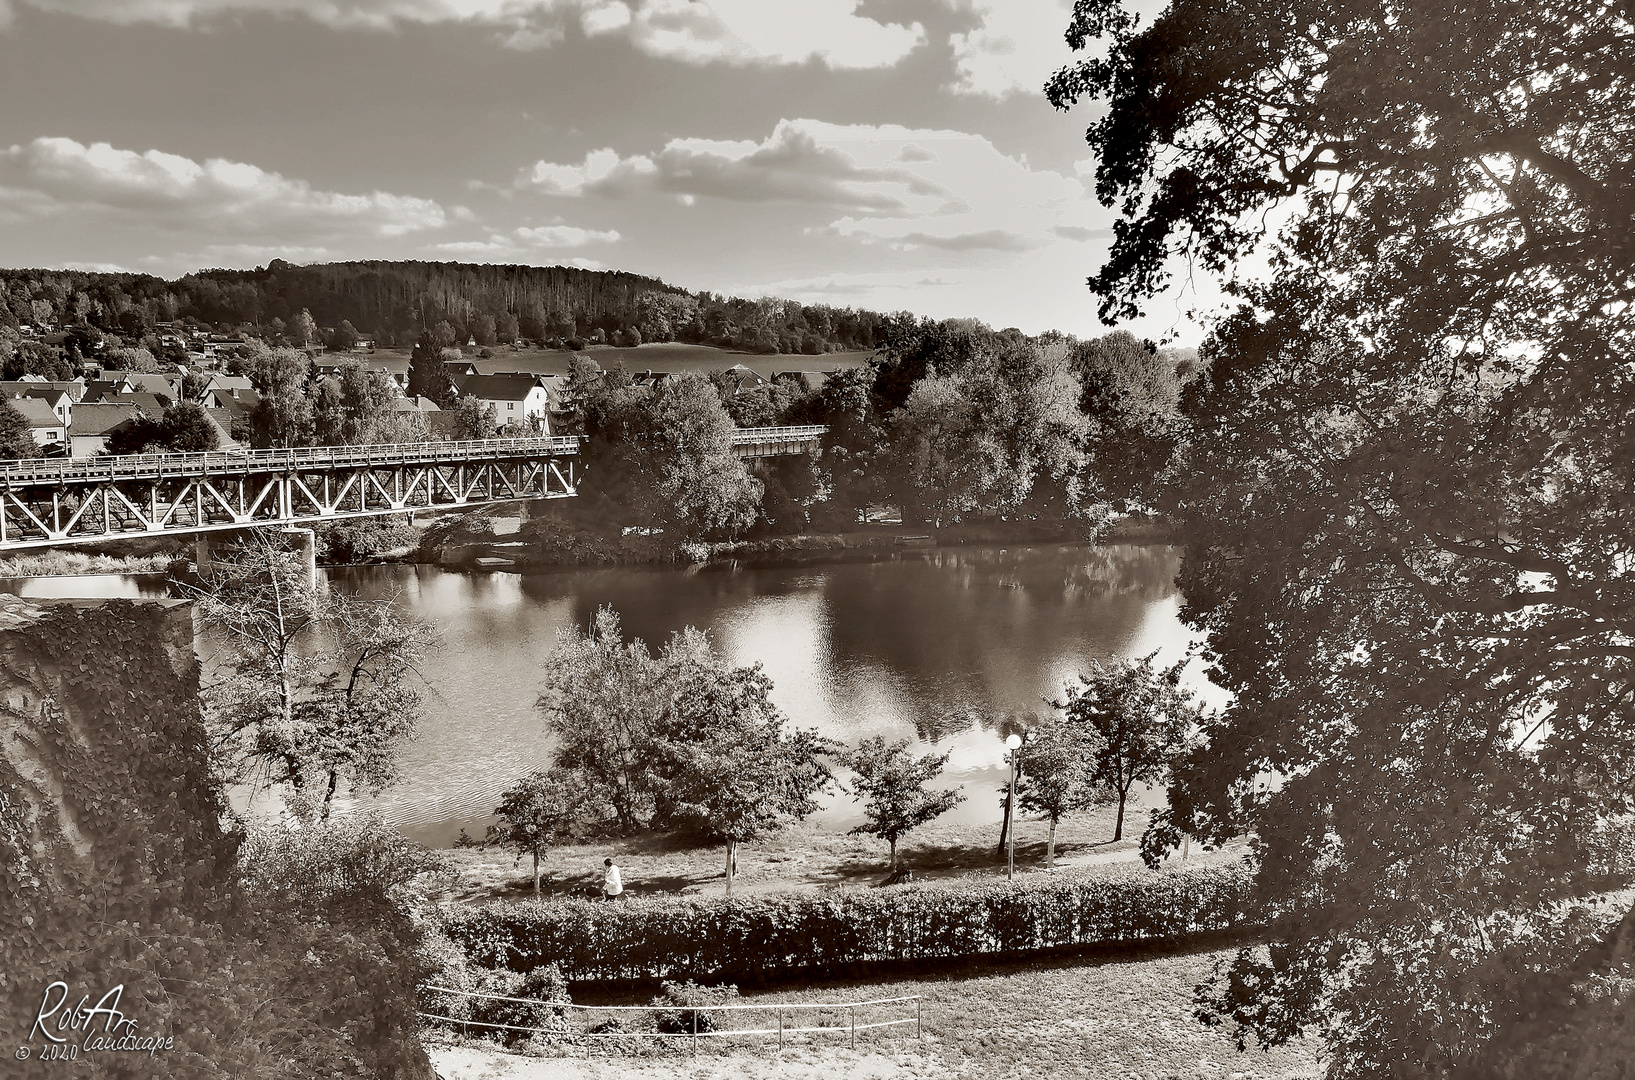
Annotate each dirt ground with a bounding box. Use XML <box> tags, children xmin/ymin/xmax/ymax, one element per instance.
<box><xmin>435</xmin><ymin>805</ymin><xmax>1239</xmax><ymax>906</ymax></box>
<box><xmin>425</xmin><ymin>939</ymin><xmax>1320</xmax><ymax>1080</ymax></box>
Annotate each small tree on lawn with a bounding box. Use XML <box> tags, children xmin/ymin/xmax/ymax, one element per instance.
<box><xmin>1056</xmin><ymin>653</ymin><xmax>1197</xmax><ymax>842</ymax></box>
<box><xmin>841</xmin><ymin>736</ymin><xmax>964</xmax><ymax>871</ymax></box>
<box><xmin>1015</xmin><ymin>714</ymin><xmax>1108</xmax><ymax>866</ymax></box>
<box><xmin>658</xmin><ymin>639</ymin><xmax>832</xmax><ymax>895</ymax></box>
<box><xmin>478</xmin><ymin>770</ymin><xmax>586</xmax><ymax>896</ymax></box>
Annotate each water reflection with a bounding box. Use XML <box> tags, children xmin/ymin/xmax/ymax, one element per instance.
<box><xmin>331</xmin><ymin>544</ymin><xmax>1210</xmax><ymax>845</ymax></box>
<box><xmin>0</xmin><ymin>546</ymin><xmax>1215</xmax><ymax>847</ymax></box>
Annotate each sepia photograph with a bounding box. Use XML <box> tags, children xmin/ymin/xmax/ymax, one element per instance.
<box><xmin>0</xmin><ymin>0</ymin><xmax>1630</xmax><ymax>1077</ymax></box>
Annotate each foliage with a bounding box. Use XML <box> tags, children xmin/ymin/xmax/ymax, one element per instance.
<box><xmin>1016</xmin><ymin>713</ymin><xmax>1110</xmax><ymax>866</ymax></box>
<box><xmin>473</xmin><ymin>770</ymin><xmax>587</xmax><ymax>896</ymax></box>
<box><xmin>840</xmin><ymin>736</ymin><xmax>964</xmax><ymax>869</ymax></box>
<box><xmin>652</xmin><ymin>980</ymin><xmax>740</xmax><ymax>1034</ymax></box>
<box><xmin>1051</xmin><ymin>0</ymin><xmax>1635</xmax><ymax>1073</ymax></box>
<box><xmin>442</xmin><ymin>863</ymin><xmax>1255</xmax><ymax>981</ymax></box>
<box><xmin>582</xmin><ymin>370</ymin><xmax>763</xmax><ymax>541</ymax></box>
<box><xmin>408</xmin><ymin>330</ymin><xmax>456</xmax><ymax>407</ymax></box>
<box><xmin>1055</xmin><ymin>653</ymin><xmax>1195</xmax><ymax>842</ymax></box>
<box><xmin>659</xmin><ymin>648</ymin><xmax>833</xmax><ymax>892</ymax></box>
<box><xmin>0</xmin><ymin>397</ymin><xmax>41</xmax><ymax>459</ymax></box>
<box><xmin>313</xmin><ymin>359</ymin><xmax>424</xmax><ymax>445</ymax></box>
<box><xmin>538</xmin><ymin>606</ymin><xmax>828</xmax><ymax>863</ymax></box>
<box><xmin>0</xmin><ymin>598</ymin><xmax>437</xmax><ymax>1077</ymax></box>
<box><xmin>186</xmin><ymin>530</ymin><xmax>435</xmax><ymax>818</ymax></box>
<box><xmin>244</xmin><ymin>340</ymin><xmax>315</xmax><ymax>448</ymax></box>
<box><xmin>316</xmin><ymin>514</ymin><xmax>418</xmax><ymax>563</ymax></box>
<box><xmin>107</xmin><ymin>400</ymin><xmax>222</xmax><ymax>454</ymax></box>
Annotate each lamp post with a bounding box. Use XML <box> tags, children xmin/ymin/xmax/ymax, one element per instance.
<box><xmin>1004</xmin><ymin>732</ymin><xmax>1022</xmax><ymax>881</ymax></box>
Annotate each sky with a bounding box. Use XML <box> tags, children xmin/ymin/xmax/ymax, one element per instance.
<box><xmin>0</xmin><ymin>0</ymin><xmax>1216</xmax><ymax>341</ymax></box>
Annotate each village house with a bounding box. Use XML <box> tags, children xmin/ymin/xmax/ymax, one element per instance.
<box><xmin>9</xmin><ymin>395</ymin><xmax>65</xmax><ymax>451</ymax></box>
<box><xmin>448</xmin><ymin>373</ymin><xmax>552</xmax><ymax>433</ymax></box>
<box><xmin>65</xmin><ymin>402</ymin><xmax>144</xmax><ymax>458</ymax></box>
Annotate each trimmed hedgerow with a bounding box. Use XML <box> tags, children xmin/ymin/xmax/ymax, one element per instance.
<box><xmin>442</xmin><ymin>864</ymin><xmax>1254</xmax><ymax>982</ymax></box>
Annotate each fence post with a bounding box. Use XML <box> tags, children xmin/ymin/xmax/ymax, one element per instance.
<box><xmin>850</xmin><ymin>1005</ymin><xmax>855</xmax><ymax>1050</ymax></box>
<box><xmin>692</xmin><ymin>1004</ymin><xmax>698</xmax><ymax>1057</ymax></box>
<box><xmin>778</xmin><ymin>1010</ymin><xmax>783</xmax><ymax>1051</ymax></box>
<box><xmin>916</xmin><ymin>997</ymin><xmax>922</xmax><ymax>1040</ymax></box>
<box><xmin>584</xmin><ymin>1007</ymin><xmax>591</xmax><ymax>1060</ymax></box>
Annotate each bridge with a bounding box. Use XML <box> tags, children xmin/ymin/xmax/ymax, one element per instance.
<box><xmin>0</xmin><ymin>425</ymin><xmax>825</xmax><ymax>550</ymax></box>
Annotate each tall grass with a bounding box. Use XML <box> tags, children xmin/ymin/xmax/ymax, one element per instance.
<box><xmin>0</xmin><ymin>551</ymin><xmax>175</xmax><ymax>578</ymax></box>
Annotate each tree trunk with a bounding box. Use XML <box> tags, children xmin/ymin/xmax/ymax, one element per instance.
<box><xmin>532</xmin><ymin>849</ymin><xmax>541</xmax><ymax>897</ymax></box>
<box><xmin>996</xmin><ymin>791</ymin><xmax>1011</xmax><ymax>855</ymax></box>
<box><xmin>889</xmin><ymin>836</ymin><xmax>897</xmax><ymax>870</ymax></box>
<box><xmin>321</xmin><ymin>769</ymin><xmax>339</xmax><ymax>820</ymax></box>
<box><xmin>725</xmin><ymin>839</ymin><xmax>736</xmax><ymax>896</ymax></box>
<box><xmin>1046</xmin><ymin>816</ymin><xmax>1056</xmax><ymax>868</ymax></box>
<box><xmin>1113</xmin><ymin>789</ymin><xmax>1127</xmax><ymax>842</ymax></box>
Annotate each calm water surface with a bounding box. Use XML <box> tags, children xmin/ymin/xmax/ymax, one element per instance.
<box><xmin>1</xmin><ymin>545</ymin><xmax>1215</xmax><ymax>845</ymax></box>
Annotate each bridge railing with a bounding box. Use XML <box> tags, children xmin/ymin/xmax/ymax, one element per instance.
<box><xmin>733</xmin><ymin>425</ymin><xmax>827</xmax><ymax>443</ymax></box>
<box><xmin>0</xmin><ymin>425</ymin><xmax>828</xmax><ymax>486</ymax></box>
<box><xmin>0</xmin><ymin>436</ymin><xmax>583</xmax><ymax>485</ymax></box>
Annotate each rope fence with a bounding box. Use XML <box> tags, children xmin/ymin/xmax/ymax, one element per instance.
<box><xmin>420</xmin><ymin>984</ymin><xmax>922</xmax><ymax>1057</ymax></box>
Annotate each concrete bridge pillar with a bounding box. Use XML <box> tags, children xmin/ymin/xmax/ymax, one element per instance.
<box><xmin>194</xmin><ymin>535</ymin><xmax>212</xmax><ymax>577</ymax></box>
<box><xmin>280</xmin><ymin>527</ymin><xmax>317</xmax><ymax>587</ymax></box>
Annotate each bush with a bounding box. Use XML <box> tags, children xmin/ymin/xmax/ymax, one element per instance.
<box><xmin>317</xmin><ymin>514</ymin><xmax>417</xmax><ymax>563</ymax></box>
<box><xmin>444</xmin><ymin>864</ymin><xmax>1254</xmax><ymax>982</ymax></box>
<box><xmin>652</xmin><ymin>980</ymin><xmax>739</xmax><ymax>1034</ymax></box>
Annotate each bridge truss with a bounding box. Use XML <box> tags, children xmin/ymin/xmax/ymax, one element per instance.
<box><xmin>0</xmin><ymin>437</ymin><xmax>581</xmax><ymax>550</ymax></box>
<box><xmin>0</xmin><ymin>426</ymin><xmax>827</xmax><ymax>551</ymax></box>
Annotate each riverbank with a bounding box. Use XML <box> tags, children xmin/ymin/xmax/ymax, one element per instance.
<box><xmin>435</xmin><ymin>807</ymin><xmax>1237</xmax><ymax>906</ymax></box>
<box><xmin>416</xmin><ymin>509</ymin><xmax>1181</xmax><ymax>574</ymax></box>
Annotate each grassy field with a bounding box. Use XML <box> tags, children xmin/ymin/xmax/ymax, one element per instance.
<box><xmin>427</xmin><ymin>937</ymin><xmax>1321</xmax><ymax>1079</ymax></box>
<box><xmin>376</xmin><ymin>342</ymin><xmax>871</xmax><ymax>380</ymax></box>
<box><xmin>0</xmin><ymin>549</ymin><xmax>175</xmax><ymax>578</ymax></box>
<box><xmin>436</xmin><ymin>806</ymin><xmax>1243</xmax><ymax>906</ymax></box>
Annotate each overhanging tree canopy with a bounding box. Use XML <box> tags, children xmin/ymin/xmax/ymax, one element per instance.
<box><xmin>1050</xmin><ymin>0</ymin><xmax>1635</xmax><ymax>1073</ymax></box>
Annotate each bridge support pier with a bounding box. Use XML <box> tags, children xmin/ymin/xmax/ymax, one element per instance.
<box><xmin>194</xmin><ymin>535</ymin><xmax>212</xmax><ymax>577</ymax></box>
<box><xmin>280</xmin><ymin>527</ymin><xmax>316</xmax><ymax>587</ymax></box>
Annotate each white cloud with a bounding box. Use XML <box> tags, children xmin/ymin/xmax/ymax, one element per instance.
<box><xmin>0</xmin><ymin>136</ymin><xmax>447</xmax><ymax>240</ymax></box>
<box><xmin>9</xmin><ymin>0</ymin><xmax>923</xmax><ymax>68</ymax></box>
<box><xmin>431</xmin><ymin>223</ymin><xmax>621</xmax><ymax>255</ymax></box>
<box><xmin>946</xmin><ymin>0</ymin><xmax>1073</xmax><ymax>99</ymax></box>
<box><xmin>518</xmin><ymin>119</ymin><xmax>950</xmax><ymax>211</ymax></box>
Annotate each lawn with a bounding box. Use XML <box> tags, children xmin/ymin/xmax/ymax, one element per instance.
<box><xmin>435</xmin><ymin>805</ymin><xmax>1246</xmax><ymax>906</ymax></box>
<box><xmin>426</xmin><ymin>937</ymin><xmax>1322</xmax><ymax>1079</ymax></box>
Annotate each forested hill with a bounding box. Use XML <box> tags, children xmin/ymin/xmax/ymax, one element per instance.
<box><xmin>0</xmin><ymin>260</ymin><xmax>892</xmax><ymax>354</ymax></box>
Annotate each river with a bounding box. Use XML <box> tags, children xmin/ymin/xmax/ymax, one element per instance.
<box><xmin>0</xmin><ymin>544</ymin><xmax>1213</xmax><ymax>846</ymax></box>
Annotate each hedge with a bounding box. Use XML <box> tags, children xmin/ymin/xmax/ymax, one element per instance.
<box><xmin>441</xmin><ymin>864</ymin><xmax>1256</xmax><ymax>982</ymax></box>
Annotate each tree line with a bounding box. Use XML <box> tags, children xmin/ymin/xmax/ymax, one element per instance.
<box><xmin>0</xmin><ymin>260</ymin><xmax>894</xmax><ymax>356</ymax></box>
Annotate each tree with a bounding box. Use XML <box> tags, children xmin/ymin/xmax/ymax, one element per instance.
<box><xmin>0</xmin><ymin>398</ymin><xmax>40</xmax><ymax>459</ymax></box>
<box><xmin>840</xmin><ymin>737</ymin><xmax>964</xmax><ymax>870</ymax></box>
<box><xmin>327</xmin><ymin>318</ymin><xmax>361</xmax><ymax>352</ymax></box>
<box><xmin>244</xmin><ymin>342</ymin><xmax>314</xmax><ymax>448</ymax></box>
<box><xmin>1055</xmin><ymin>654</ymin><xmax>1194</xmax><ymax>842</ymax></box>
<box><xmin>475</xmin><ymin>771</ymin><xmax>586</xmax><ymax>896</ymax></box>
<box><xmin>104</xmin><ymin>345</ymin><xmax>161</xmax><ymax>374</ymax></box>
<box><xmin>447</xmin><ymin>395</ymin><xmax>497</xmax><ymax>440</ymax></box>
<box><xmin>289</xmin><ymin>308</ymin><xmax>319</xmax><ymax>347</ymax></box>
<box><xmin>656</xmin><ymin>639</ymin><xmax>832</xmax><ymax>894</ymax></box>
<box><xmin>186</xmin><ymin>531</ymin><xmax>433</xmax><ymax>818</ymax></box>
<box><xmin>312</xmin><ymin>361</ymin><xmax>407</xmax><ymax>446</ymax></box>
<box><xmin>408</xmin><ymin>331</ymin><xmax>456</xmax><ymax>408</ymax></box>
<box><xmin>1015</xmin><ymin>714</ymin><xmax>1108</xmax><ymax>866</ymax></box>
<box><xmin>1049</xmin><ymin>2</ymin><xmax>1635</xmax><ymax>1069</ymax></box>
<box><xmin>584</xmin><ymin>372</ymin><xmax>762</xmax><ymax>541</ymax></box>
<box><xmin>108</xmin><ymin>402</ymin><xmax>221</xmax><ymax>454</ymax></box>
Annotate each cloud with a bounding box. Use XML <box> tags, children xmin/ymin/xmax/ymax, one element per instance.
<box><xmin>9</xmin><ymin>0</ymin><xmax>924</xmax><ymax>68</ymax></box>
<box><xmin>0</xmin><ymin>136</ymin><xmax>447</xmax><ymax>240</ymax></box>
<box><xmin>1051</xmin><ymin>224</ymin><xmax>1108</xmax><ymax>242</ymax></box>
<box><xmin>890</xmin><ymin>229</ymin><xmax>1036</xmax><ymax>252</ymax></box>
<box><xmin>518</xmin><ymin>120</ymin><xmax>948</xmax><ymax>211</ymax></box>
<box><xmin>946</xmin><ymin>0</ymin><xmax>1073</xmax><ymax>98</ymax></box>
<box><xmin>431</xmin><ymin>223</ymin><xmax>621</xmax><ymax>255</ymax></box>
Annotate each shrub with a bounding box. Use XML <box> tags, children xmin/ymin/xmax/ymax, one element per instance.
<box><xmin>443</xmin><ymin>864</ymin><xmax>1254</xmax><ymax>982</ymax></box>
<box><xmin>652</xmin><ymin>980</ymin><xmax>740</xmax><ymax>1034</ymax></box>
<box><xmin>317</xmin><ymin>514</ymin><xmax>418</xmax><ymax>563</ymax></box>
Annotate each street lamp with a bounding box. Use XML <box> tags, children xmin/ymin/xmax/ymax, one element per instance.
<box><xmin>1004</xmin><ymin>732</ymin><xmax>1022</xmax><ymax>881</ymax></box>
